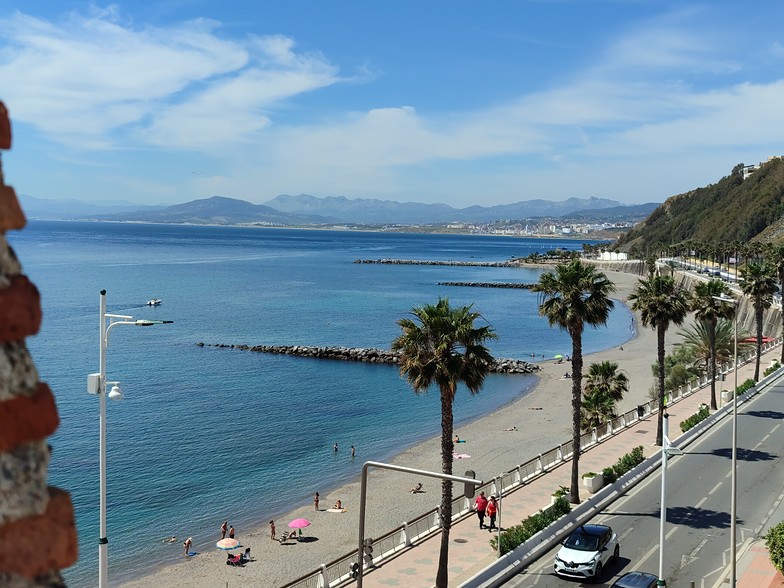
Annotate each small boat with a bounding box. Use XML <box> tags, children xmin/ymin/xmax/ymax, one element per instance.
<box><xmin>146</xmin><ymin>298</ymin><xmax>162</xmax><ymax>306</ymax></box>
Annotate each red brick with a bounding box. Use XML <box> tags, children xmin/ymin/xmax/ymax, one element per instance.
<box><xmin>0</xmin><ymin>383</ymin><xmax>59</xmax><ymax>453</ymax></box>
<box><xmin>0</xmin><ymin>275</ymin><xmax>41</xmax><ymax>340</ymax></box>
<box><xmin>0</xmin><ymin>185</ymin><xmax>25</xmax><ymax>231</ymax></box>
<box><xmin>0</xmin><ymin>101</ymin><xmax>9</xmax><ymax>149</ymax></box>
<box><xmin>0</xmin><ymin>487</ymin><xmax>78</xmax><ymax>577</ymax></box>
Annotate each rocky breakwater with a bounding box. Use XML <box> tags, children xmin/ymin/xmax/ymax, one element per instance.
<box><xmin>438</xmin><ymin>281</ymin><xmax>536</xmax><ymax>289</ymax></box>
<box><xmin>354</xmin><ymin>258</ymin><xmax>522</xmax><ymax>267</ymax></box>
<box><xmin>197</xmin><ymin>342</ymin><xmax>541</xmax><ymax>374</ymax></box>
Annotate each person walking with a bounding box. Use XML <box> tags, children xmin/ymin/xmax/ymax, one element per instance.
<box><xmin>314</xmin><ymin>492</ymin><xmax>320</xmax><ymax>511</ymax></box>
<box><xmin>486</xmin><ymin>495</ymin><xmax>498</xmax><ymax>531</ymax></box>
<box><xmin>269</xmin><ymin>520</ymin><xmax>276</xmax><ymax>540</ymax></box>
<box><xmin>229</xmin><ymin>525</ymin><xmax>235</xmax><ymax>539</ymax></box>
<box><xmin>220</xmin><ymin>520</ymin><xmax>228</xmax><ymax>540</ymax></box>
<box><xmin>474</xmin><ymin>491</ymin><xmax>488</xmax><ymax>529</ymax></box>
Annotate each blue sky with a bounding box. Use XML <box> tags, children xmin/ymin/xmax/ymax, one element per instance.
<box><xmin>2</xmin><ymin>1</ymin><xmax>784</xmax><ymax>208</ymax></box>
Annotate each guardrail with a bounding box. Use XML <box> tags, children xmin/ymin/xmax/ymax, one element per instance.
<box><xmin>279</xmin><ymin>338</ymin><xmax>782</xmax><ymax>588</ymax></box>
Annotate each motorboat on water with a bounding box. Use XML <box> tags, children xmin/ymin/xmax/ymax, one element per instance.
<box><xmin>146</xmin><ymin>298</ymin><xmax>162</xmax><ymax>306</ymax></box>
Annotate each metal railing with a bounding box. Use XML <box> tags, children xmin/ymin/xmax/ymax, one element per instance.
<box><xmin>279</xmin><ymin>337</ymin><xmax>782</xmax><ymax>588</ymax></box>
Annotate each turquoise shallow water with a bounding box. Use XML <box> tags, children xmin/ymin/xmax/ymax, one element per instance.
<box><xmin>8</xmin><ymin>222</ymin><xmax>632</xmax><ymax>586</ymax></box>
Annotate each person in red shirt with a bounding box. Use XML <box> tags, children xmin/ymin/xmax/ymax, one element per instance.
<box><xmin>486</xmin><ymin>496</ymin><xmax>498</xmax><ymax>531</ymax></box>
<box><xmin>474</xmin><ymin>491</ymin><xmax>488</xmax><ymax>529</ymax></box>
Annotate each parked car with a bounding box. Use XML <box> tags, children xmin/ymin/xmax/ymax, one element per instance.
<box><xmin>553</xmin><ymin>523</ymin><xmax>619</xmax><ymax>580</ymax></box>
<box><xmin>610</xmin><ymin>570</ymin><xmax>659</xmax><ymax>587</ymax></box>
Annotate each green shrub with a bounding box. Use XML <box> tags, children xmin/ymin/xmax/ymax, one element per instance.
<box><xmin>491</xmin><ymin>496</ymin><xmax>572</xmax><ymax>555</ymax></box>
<box><xmin>736</xmin><ymin>378</ymin><xmax>756</xmax><ymax>395</ymax></box>
<box><xmin>764</xmin><ymin>362</ymin><xmax>781</xmax><ymax>377</ymax></box>
<box><xmin>551</xmin><ymin>485</ymin><xmax>569</xmax><ymax>498</ymax></box>
<box><xmin>612</xmin><ymin>446</ymin><xmax>644</xmax><ymax>478</ymax></box>
<box><xmin>602</xmin><ymin>467</ymin><xmax>617</xmax><ymax>484</ymax></box>
<box><xmin>680</xmin><ymin>403</ymin><xmax>711</xmax><ymax>432</ymax></box>
<box><xmin>764</xmin><ymin>521</ymin><xmax>784</xmax><ymax>573</ymax></box>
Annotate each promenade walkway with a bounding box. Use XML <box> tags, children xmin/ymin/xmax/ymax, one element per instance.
<box><xmin>361</xmin><ymin>352</ymin><xmax>784</xmax><ymax>587</ymax></box>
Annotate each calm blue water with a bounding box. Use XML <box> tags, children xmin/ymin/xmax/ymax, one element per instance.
<box><xmin>8</xmin><ymin>222</ymin><xmax>632</xmax><ymax>586</ymax></box>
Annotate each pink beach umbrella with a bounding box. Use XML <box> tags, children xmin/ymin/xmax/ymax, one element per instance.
<box><xmin>216</xmin><ymin>538</ymin><xmax>240</xmax><ymax>550</ymax></box>
<box><xmin>288</xmin><ymin>518</ymin><xmax>311</xmax><ymax>529</ymax></box>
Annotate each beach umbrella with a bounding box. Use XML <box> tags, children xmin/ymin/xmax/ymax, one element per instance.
<box><xmin>288</xmin><ymin>518</ymin><xmax>311</xmax><ymax>529</ymax></box>
<box><xmin>554</xmin><ymin>354</ymin><xmax>563</xmax><ymax>359</ymax></box>
<box><xmin>216</xmin><ymin>538</ymin><xmax>240</xmax><ymax>550</ymax></box>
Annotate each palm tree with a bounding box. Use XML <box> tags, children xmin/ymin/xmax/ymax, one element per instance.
<box><xmin>533</xmin><ymin>260</ymin><xmax>615</xmax><ymax>503</ymax></box>
<box><xmin>392</xmin><ymin>298</ymin><xmax>496</xmax><ymax>588</ymax></box>
<box><xmin>628</xmin><ymin>274</ymin><xmax>691</xmax><ymax>446</ymax></box>
<box><xmin>580</xmin><ymin>361</ymin><xmax>629</xmax><ymax>430</ymax></box>
<box><xmin>768</xmin><ymin>243</ymin><xmax>784</xmax><ymax>364</ymax></box>
<box><xmin>679</xmin><ymin>318</ymin><xmax>754</xmax><ymax>378</ymax></box>
<box><xmin>580</xmin><ymin>389</ymin><xmax>617</xmax><ymax>430</ymax></box>
<box><xmin>740</xmin><ymin>261</ymin><xmax>777</xmax><ymax>381</ymax></box>
<box><xmin>691</xmin><ymin>279</ymin><xmax>734</xmax><ymax>409</ymax></box>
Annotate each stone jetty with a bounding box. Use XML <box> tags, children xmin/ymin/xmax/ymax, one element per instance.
<box><xmin>438</xmin><ymin>281</ymin><xmax>536</xmax><ymax>289</ymax></box>
<box><xmin>197</xmin><ymin>342</ymin><xmax>540</xmax><ymax>374</ymax></box>
<box><xmin>354</xmin><ymin>258</ymin><xmax>522</xmax><ymax>267</ymax></box>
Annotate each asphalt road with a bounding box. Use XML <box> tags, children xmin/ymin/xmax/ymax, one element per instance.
<box><xmin>502</xmin><ymin>379</ymin><xmax>784</xmax><ymax>588</ymax></box>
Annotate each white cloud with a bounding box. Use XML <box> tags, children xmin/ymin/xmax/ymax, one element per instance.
<box><xmin>0</xmin><ymin>10</ymin><xmax>338</xmax><ymax>147</ymax></box>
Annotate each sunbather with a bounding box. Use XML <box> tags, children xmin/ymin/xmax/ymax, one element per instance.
<box><xmin>410</xmin><ymin>482</ymin><xmax>423</xmax><ymax>493</ymax></box>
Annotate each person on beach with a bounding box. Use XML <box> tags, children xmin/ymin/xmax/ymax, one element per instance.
<box><xmin>269</xmin><ymin>520</ymin><xmax>276</xmax><ymax>540</ymax></box>
<box><xmin>221</xmin><ymin>520</ymin><xmax>228</xmax><ymax>540</ymax></box>
<box><xmin>453</xmin><ymin>434</ymin><xmax>460</xmax><ymax>443</ymax></box>
<box><xmin>410</xmin><ymin>482</ymin><xmax>423</xmax><ymax>493</ymax></box>
<box><xmin>351</xmin><ymin>445</ymin><xmax>355</xmax><ymax>458</ymax></box>
<box><xmin>474</xmin><ymin>491</ymin><xmax>488</xmax><ymax>529</ymax></box>
<box><xmin>333</xmin><ymin>499</ymin><xmax>343</xmax><ymax>509</ymax></box>
<box><xmin>314</xmin><ymin>492</ymin><xmax>320</xmax><ymax>510</ymax></box>
<box><xmin>183</xmin><ymin>537</ymin><xmax>192</xmax><ymax>556</ymax></box>
<box><xmin>486</xmin><ymin>495</ymin><xmax>498</xmax><ymax>531</ymax></box>
<box><xmin>229</xmin><ymin>525</ymin><xmax>235</xmax><ymax>539</ymax></box>
<box><xmin>503</xmin><ymin>426</ymin><xmax>517</xmax><ymax>432</ymax></box>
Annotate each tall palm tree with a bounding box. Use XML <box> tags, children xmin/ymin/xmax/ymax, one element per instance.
<box><xmin>392</xmin><ymin>298</ymin><xmax>496</xmax><ymax>588</ymax></box>
<box><xmin>580</xmin><ymin>361</ymin><xmax>629</xmax><ymax>430</ymax></box>
<box><xmin>691</xmin><ymin>279</ymin><xmax>734</xmax><ymax>409</ymax></box>
<box><xmin>768</xmin><ymin>244</ymin><xmax>784</xmax><ymax>364</ymax></box>
<box><xmin>740</xmin><ymin>261</ymin><xmax>777</xmax><ymax>381</ymax></box>
<box><xmin>628</xmin><ymin>274</ymin><xmax>691</xmax><ymax>446</ymax></box>
<box><xmin>533</xmin><ymin>260</ymin><xmax>615</xmax><ymax>503</ymax></box>
<box><xmin>679</xmin><ymin>318</ymin><xmax>754</xmax><ymax>377</ymax></box>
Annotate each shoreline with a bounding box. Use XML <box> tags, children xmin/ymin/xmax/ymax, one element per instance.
<box><xmin>117</xmin><ymin>268</ymin><xmax>666</xmax><ymax>588</ymax></box>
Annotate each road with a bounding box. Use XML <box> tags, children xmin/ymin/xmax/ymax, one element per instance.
<box><xmin>503</xmin><ymin>379</ymin><xmax>784</xmax><ymax>587</ymax></box>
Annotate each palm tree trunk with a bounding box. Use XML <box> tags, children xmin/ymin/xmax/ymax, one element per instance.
<box><xmin>435</xmin><ymin>390</ymin><xmax>454</xmax><ymax>588</ymax></box>
<box><xmin>569</xmin><ymin>329</ymin><xmax>583</xmax><ymax>504</ymax></box>
<box><xmin>709</xmin><ymin>317</ymin><xmax>717</xmax><ymax>410</ymax></box>
<box><xmin>755</xmin><ymin>304</ymin><xmax>763</xmax><ymax>382</ymax></box>
<box><xmin>656</xmin><ymin>326</ymin><xmax>666</xmax><ymax>446</ymax></box>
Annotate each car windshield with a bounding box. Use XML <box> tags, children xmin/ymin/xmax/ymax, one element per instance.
<box><xmin>564</xmin><ymin>532</ymin><xmax>599</xmax><ymax>551</ymax></box>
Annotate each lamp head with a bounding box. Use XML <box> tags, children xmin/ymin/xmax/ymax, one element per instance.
<box><xmin>108</xmin><ymin>385</ymin><xmax>123</xmax><ymax>401</ymax></box>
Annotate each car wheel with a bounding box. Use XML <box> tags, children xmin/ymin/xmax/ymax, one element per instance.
<box><xmin>593</xmin><ymin>562</ymin><xmax>603</xmax><ymax>582</ymax></box>
<box><xmin>613</xmin><ymin>544</ymin><xmax>620</xmax><ymax>563</ymax></box>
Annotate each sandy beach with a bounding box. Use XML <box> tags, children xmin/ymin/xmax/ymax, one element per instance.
<box><xmin>117</xmin><ymin>268</ymin><xmax>674</xmax><ymax>588</ymax></box>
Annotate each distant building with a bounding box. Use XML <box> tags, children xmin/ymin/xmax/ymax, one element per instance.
<box><xmin>742</xmin><ymin>155</ymin><xmax>783</xmax><ymax>180</ymax></box>
<box><xmin>599</xmin><ymin>251</ymin><xmax>628</xmax><ymax>261</ymax></box>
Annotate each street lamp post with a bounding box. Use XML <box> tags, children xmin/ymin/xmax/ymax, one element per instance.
<box><xmin>715</xmin><ymin>294</ymin><xmax>738</xmax><ymax>587</ymax></box>
<box><xmin>87</xmin><ymin>290</ymin><xmax>172</xmax><ymax>588</ymax></box>
<box><xmin>657</xmin><ymin>413</ymin><xmax>682</xmax><ymax>587</ymax></box>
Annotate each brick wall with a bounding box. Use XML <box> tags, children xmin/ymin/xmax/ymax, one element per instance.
<box><xmin>0</xmin><ymin>101</ymin><xmax>78</xmax><ymax>586</ymax></box>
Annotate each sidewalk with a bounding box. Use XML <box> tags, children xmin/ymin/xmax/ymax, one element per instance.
<box><xmin>362</xmin><ymin>352</ymin><xmax>783</xmax><ymax>587</ymax></box>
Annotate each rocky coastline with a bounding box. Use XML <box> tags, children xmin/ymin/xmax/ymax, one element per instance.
<box><xmin>197</xmin><ymin>342</ymin><xmax>541</xmax><ymax>374</ymax></box>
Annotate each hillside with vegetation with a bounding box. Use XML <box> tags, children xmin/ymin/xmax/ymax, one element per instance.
<box><xmin>615</xmin><ymin>157</ymin><xmax>784</xmax><ymax>255</ymax></box>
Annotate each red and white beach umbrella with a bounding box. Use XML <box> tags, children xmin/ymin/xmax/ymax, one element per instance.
<box><xmin>216</xmin><ymin>538</ymin><xmax>240</xmax><ymax>550</ymax></box>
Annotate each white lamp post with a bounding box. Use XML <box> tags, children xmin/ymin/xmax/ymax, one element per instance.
<box><xmin>657</xmin><ymin>413</ymin><xmax>682</xmax><ymax>587</ymax></box>
<box><xmin>714</xmin><ymin>293</ymin><xmax>738</xmax><ymax>587</ymax></box>
<box><xmin>87</xmin><ymin>289</ymin><xmax>173</xmax><ymax>588</ymax></box>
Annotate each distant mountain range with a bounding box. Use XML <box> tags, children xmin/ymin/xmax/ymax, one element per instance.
<box><xmin>18</xmin><ymin>193</ymin><xmax>659</xmax><ymax>226</ymax></box>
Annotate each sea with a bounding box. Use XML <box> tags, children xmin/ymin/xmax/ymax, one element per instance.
<box><xmin>8</xmin><ymin>221</ymin><xmax>634</xmax><ymax>586</ymax></box>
